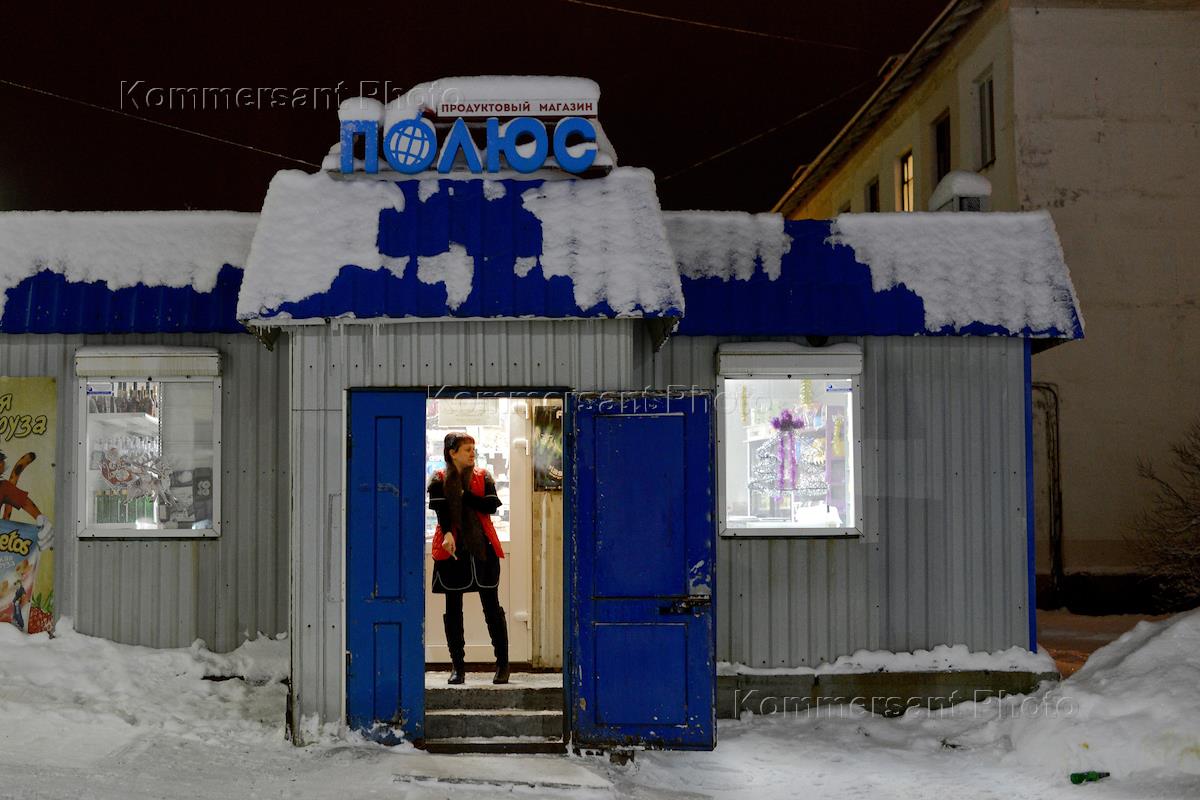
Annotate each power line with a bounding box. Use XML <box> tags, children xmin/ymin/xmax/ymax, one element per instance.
<box><xmin>661</xmin><ymin>78</ymin><xmax>876</xmax><ymax>183</ymax></box>
<box><xmin>0</xmin><ymin>79</ymin><xmax>321</xmax><ymax>169</ymax></box>
<box><xmin>552</xmin><ymin>0</ymin><xmax>868</xmax><ymax>51</ymax></box>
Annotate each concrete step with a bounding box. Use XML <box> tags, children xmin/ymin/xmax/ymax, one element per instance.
<box><xmin>426</xmin><ymin>684</ymin><xmax>563</xmax><ymax>711</ymax></box>
<box><xmin>425</xmin><ymin>708</ymin><xmax>564</xmax><ymax>739</ymax></box>
<box><xmin>421</xmin><ymin>736</ymin><xmax>566</xmax><ymax>755</ymax></box>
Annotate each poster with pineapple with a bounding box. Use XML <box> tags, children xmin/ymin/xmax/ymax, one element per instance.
<box><xmin>0</xmin><ymin>377</ymin><xmax>56</xmax><ymax>635</ymax></box>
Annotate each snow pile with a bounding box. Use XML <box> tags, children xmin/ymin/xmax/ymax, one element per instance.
<box><xmin>984</xmin><ymin>607</ymin><xmax>1200</xmax><ymax>777</ymax></box>
<box><xmin>520</xmin><ymin>167</ymin><xmax>682</xmax><ymax>314</ymax></box>
<box><xmin>0</xmin><ymin>619</ymin><xmax>287</xmax><ymax>745</ymax></box>
<box><xmin>238</xmin><ymin>170</ymin><xmax>405</xmax><ymax>319</ymax></box>
<box><xmin>189</xmin><ymin>632</ymin><xmax>290</xmax><ymax>684</ymax></box>
<box><xmin>663</xmin><ymin>210</ymin><xmax>792</xmax><ymax>281</ymax></box>
<box><xmin>828</xmin><ymin>210</ymin><xmax>1083</xmax><ymax>335</ymax></box>
<box><xmin>720</xmin><ymin>643</ymin><xmax>1055</xmax><ymax>676</ymax></box>
<box><xmin>0</xmin><ymin>210</ymin><xmax>256</xmax><ymax>319</ymax></box>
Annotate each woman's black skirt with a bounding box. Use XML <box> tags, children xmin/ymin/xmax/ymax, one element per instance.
<box><xmin>432</xmin><ymin>549</ymin><xmax>501</xmax><ymax>593</ymax></box>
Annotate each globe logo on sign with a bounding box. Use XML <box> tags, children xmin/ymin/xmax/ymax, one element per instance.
<box><xmin>384</xmin><ymin>118</ymin><xmax>436</xmax><ymax>174</ymax></box>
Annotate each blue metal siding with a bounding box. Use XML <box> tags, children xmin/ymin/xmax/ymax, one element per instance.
<box><xmin>675</xmin><ymin>219</ymin><xmax>1084</xmax><ymax>340</ymax></box>
<box><xmin>1</xmin><ymin>265</ymin><xmax>245</xmax><ymax>334</ymax></box>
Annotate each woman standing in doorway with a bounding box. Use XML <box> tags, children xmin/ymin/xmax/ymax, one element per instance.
<box><xmin>428</xmin><ymin>432</ymin><xmax>509</xmax><ymax>685</ymax></box>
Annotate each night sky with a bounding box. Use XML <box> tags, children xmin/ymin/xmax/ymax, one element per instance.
<box><xmin>1</xmin><ymin>1</ymin><xmax>948</xmax><ymax>213</ymax></box>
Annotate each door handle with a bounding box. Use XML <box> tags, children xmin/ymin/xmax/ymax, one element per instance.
<box><xmin>660</xmin><ymin>596</ymin><xmax>712</xmax><ymax>615</ymax></box>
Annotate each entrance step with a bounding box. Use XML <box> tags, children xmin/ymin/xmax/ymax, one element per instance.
<box><xmin>427</xmin><ymin>684</ymin><xmax>562</xmax><ymax>711</ymax></box>
<box><xmin>425</xmin><ymin>670</ymin><xmax>563</xmax><ymax>711</ymax></box>
<box><xmin>422</xmin><ymin>736</ymin><xmax>567</xmax><ymax>755</ymax></box>
<box><xmin>425</xmin><ymin>708</ymin><xmax>563</xmax><ymax>739</ymax></box>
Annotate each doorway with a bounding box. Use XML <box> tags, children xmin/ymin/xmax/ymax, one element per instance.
<box><xmin>421</xmin><ymin>393</ymin><xmax>566</xmax><ymax>752</ymax></box>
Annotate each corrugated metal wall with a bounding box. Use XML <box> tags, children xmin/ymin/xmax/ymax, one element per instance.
<box><xmin>638</xmin><ymin>334</ymin><xmax>1031</xmax><ymax>666</ymax></box>
<box><xmin>288</xmin><ymin>320</ymin><xmax>641</xmax><ymax>732</ymax></box>
<box><xmin>0</xmin><ymin>333</ymin><xmax>289</xmax><ymax>651</ymax></box>
<box><xmin>288</xmin><ymin>321</ymin><xmax>1031</xmax><ymax>730</ymax></box>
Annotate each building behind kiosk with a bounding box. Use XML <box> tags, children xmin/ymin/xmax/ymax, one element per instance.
<box><xmin>0</xmin><ymin>77</ymin><xmax>1081</xmax><ymax>747</ymax></box>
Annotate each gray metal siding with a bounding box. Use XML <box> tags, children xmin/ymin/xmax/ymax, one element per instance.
<box><xmin>640</xmin><ymin>334</ymin><xmax>1031</xmax><ymax>667</ymax></box>
<box><xmin>287</xmin><ymin>320</ymin><xmax>641</xmax><ymax>732</ymax></box>
<box><xmin>0</xmin><ymin>333</ymin><xmax>289</xmax><ymax>651</ymax></box>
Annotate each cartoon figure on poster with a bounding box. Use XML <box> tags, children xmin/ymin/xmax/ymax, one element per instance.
<box><xmin>0</xmin><ymin>449</ymin><xmax>54</xmax><ymax>634</ymax></box>
<box><xmin>0</xmin><ymin>377</ymin><xmax>57</xmax><ymax>635</ymax></box>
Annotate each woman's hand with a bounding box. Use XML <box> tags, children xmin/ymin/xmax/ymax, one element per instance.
<box><xmin>442</xmin><ymin>533</ymin><xmax>457</xmax><ymax>558</ymax></box>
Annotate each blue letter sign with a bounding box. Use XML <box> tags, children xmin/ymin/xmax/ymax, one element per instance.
<box><xmin>341</xmin><ymin>115</ymin><xmax>597</xmax><ymax>175</ymax></box>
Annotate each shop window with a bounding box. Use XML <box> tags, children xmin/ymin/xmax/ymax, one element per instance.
<box><xmin>977</xmin><ymin>71</ymin><xmax>995</xmax><ymax>168</ymax></box>
<box><xmin>75</xmin><ymin>348</ymin><xmax>221</xmax><ymax>538</ymax></box>
<box><xmin>898</xmin><ymin>151</ymin><xmax>915</xmax><ymax>212</ymax></box>
<box><xmin>717</xmin><ymin>343</ymin><xmax>863</xmax><ymax>538</ymax></box>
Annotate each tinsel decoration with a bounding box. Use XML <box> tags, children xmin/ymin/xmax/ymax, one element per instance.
<box><xmin>739</xmin><ymin>384</ymin><xmax>749</xmax><ymax>426</ymax></box>
<box><xmin>799</xmin><ymin>378</ymin><xmax>814</xmax><ymax>407</ymax></box>
<box><xmin>771</xmin><ymin>408</ymin><xmax>803</xmax><ymax>491</ymax></box>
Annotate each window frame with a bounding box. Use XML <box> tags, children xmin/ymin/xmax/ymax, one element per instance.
<box><xmin>977</xmin><ymin>71</ymin><xmax>996</xmax><ymax>169</ymax></box>
<box><xmin>716</xmin><ymin>343</ymin><xmax>865</xmax><ymax>540</ymax></box>
<box><xmin>898</xmin><ymin>150</ymin><xmax>915</xmax><ymax>212</ymax></box>
<box><xmin>75</xmin><ymin>351</ymin><xmax>222</xmax><ymax>540</ymax></box>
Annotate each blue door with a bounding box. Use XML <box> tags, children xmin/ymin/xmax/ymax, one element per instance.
<box><xmin>569</xmin><ymin>392</ymin><xmax>716</xmax><ymax>749</ymax></box>
<box><xmin>346</xmin><ymin>390</ymin><xmax>427</xmax><ymax>741</ymax></box>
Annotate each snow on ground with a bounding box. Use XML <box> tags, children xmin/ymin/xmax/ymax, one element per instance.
<box><xmin>2</xmin><ymin>611</ymin><xmax>1198</xmax><ymax>799</ymax></box>
<box><xmin>720</xmin><ymin>642</ymin><xmax>1055</xmax><ymax>676</ymax></box>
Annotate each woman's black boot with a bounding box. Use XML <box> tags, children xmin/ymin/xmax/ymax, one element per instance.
<box><xmin>485</xmin><ymin>606</ymin><xmax>510</xmax><ymax>684</ymax></box>
<box><xmin>444</xmin><ymin>612</ymin><xmax>466</xmax><ymax>685</ymax></box>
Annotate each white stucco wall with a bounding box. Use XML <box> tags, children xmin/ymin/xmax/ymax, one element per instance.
<box><xmin>1011</xmin><ymin>0</ymin><xmax>1200</xmax><ymax>571</ymax></box>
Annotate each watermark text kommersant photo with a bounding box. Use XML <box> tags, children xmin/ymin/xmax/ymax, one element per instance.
<box><xmin>732</xmin><ymin>688</ymin><xmax>1079</xmax><ymax>719</ymax></box>
<box><xmin>117</xmin><ymin>81</ymin><xmax>466</xmax><ymax>112</ymax></box>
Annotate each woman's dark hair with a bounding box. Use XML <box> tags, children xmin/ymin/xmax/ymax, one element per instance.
<box><xmin>441</xmin><ymin>432</ymin><xmax>475</xmax><ymax>533</ymax></box>
<box><xmin>442</xmin><ymin>432</ymin><xmax>475</xmax><ymax>465</ymax></box>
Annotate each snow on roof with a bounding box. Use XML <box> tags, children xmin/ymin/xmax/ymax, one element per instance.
<box><xmin>0</xmin><ymin>211</ymin><xmax>256</xmax><ymax>322</ymax></box>
<box><xmin>0</xmin><ymin>212</ymin><xmax>255</xmax><ymax>293</ymax></box>
<box><xmin>520</xmin><ymin>168</ymin><xmax>681</xmax><ymax>315</ymax></box>
<box><xmin>663</xmin><ymin>210</ymin><xmax>792</xmax><ymax>281</ymax></box>
<box><xmin>928</xmin><ymin>170</ymin><xmax>993</xmax><ymax>212</ymax></box>
<box><xmin>237</xmin><ymin>171</ymin><xmax>406</xmax><ymax>319</ymax></box>
<box><xmin>239</xmin><ymin>167</ymin><xmax>682</xmax><ymax>322</ymax></box>
<box><xmin>828</xmin><ymin>210</ymin><xmax>1083</xmax><ymax>336</ymax></box>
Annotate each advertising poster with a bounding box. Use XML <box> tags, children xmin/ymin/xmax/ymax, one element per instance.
<box><xmin>533</xmin><ymin>404</ymin><xmax>563</xmax><ymax>491</ymax></box>
<box><xmin>0</xmin><ymin>377</ymin><xmax>57</xmax><ymax>635</ymax></box>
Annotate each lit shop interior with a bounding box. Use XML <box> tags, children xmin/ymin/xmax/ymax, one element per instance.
<box><xmin>722</xmin><ymin>376</ymin><xmax>857</xmax><ymax>533</ymax></box>
<box><xmin>82</xmin><ymin>378</ymin><xmax>218</xmax><ymax>534</ymax></box>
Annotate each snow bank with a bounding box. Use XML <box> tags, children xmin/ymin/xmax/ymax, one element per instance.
<box><xmin>719</xmin><ymin>642</ymin><xmax>1054</xmax><ymax>676</ymax></box>
<box><xmin>520</xmin><ymin>167</ymin><xmax>682</xmax><ymax>314</ymax></box>
<box><xmin>0</xmin><ymin>619</ymin><xmax>287</xmax><ymax>745</ymax></box>
<box><xmin>0</xmin><ymin>210</ymin><xmax>256</xmax><ymax>319</ymax></box>
<box><xmin>189</xmin><ymin>633</ymin><xmax>290</xmax><ymax>684</ymax></box>
<box><xmin>988</xmin><ymin>607</ymin><xmax>1200</xmax><ymax>777</ymax></box>
<box><xmin>238</xmin><ymin>170</ymin><xmax>405</xmax><ymax>319</ymax></box>
<box><xmin>663</xmin><ymin>210</ymin><xmax>792</xmax><ymax>281</ymax></box>
<box><xmin>828</xmin><ymin>210</ymin><xmax>1083</xmax><ymax>335</ymax></box>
